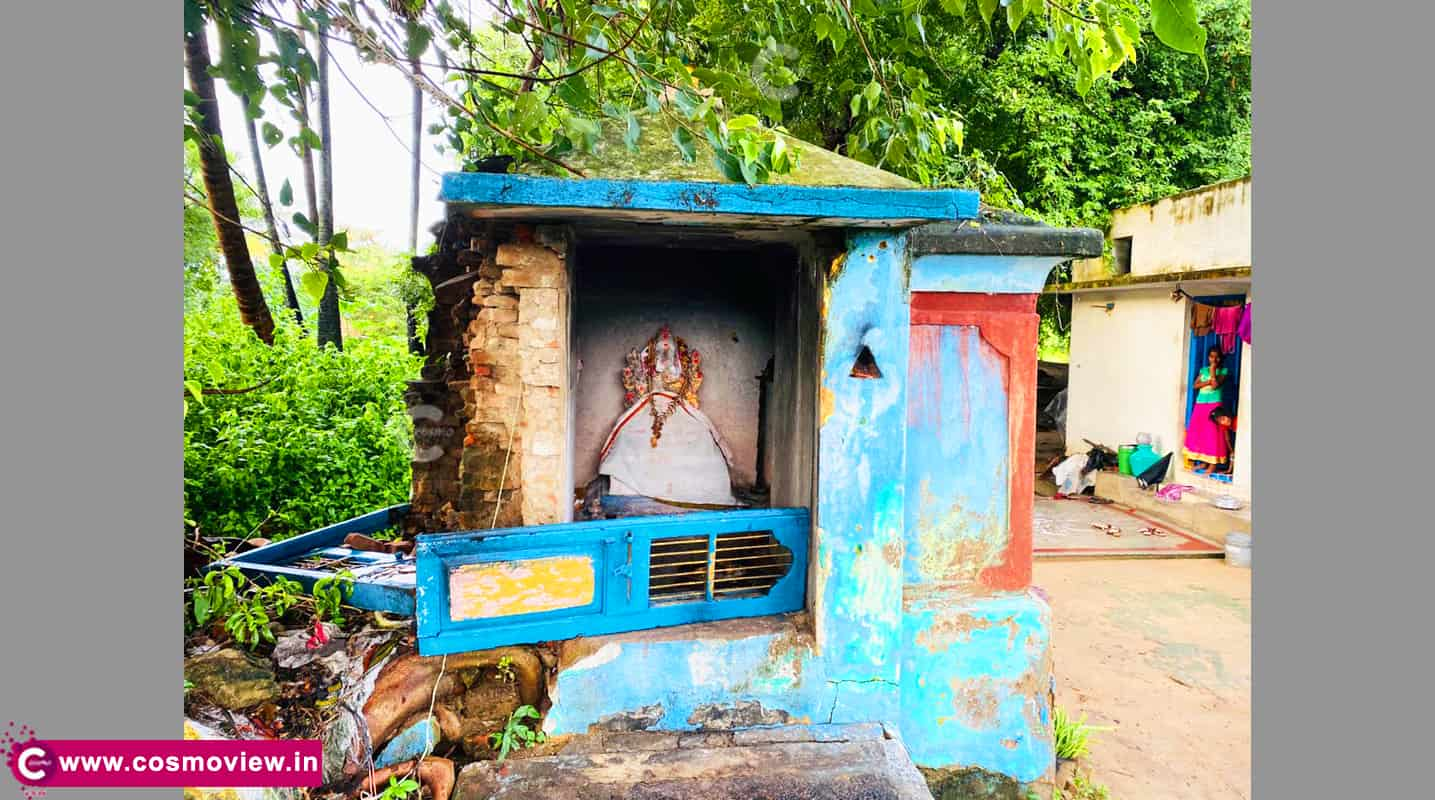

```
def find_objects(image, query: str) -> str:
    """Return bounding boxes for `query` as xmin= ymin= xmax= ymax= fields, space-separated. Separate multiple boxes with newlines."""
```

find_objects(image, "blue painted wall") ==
xmin=904 ymin=326 xmax=1011 ymax=586
xmin=911 ymin=253 xmax=1067 ymax=294
xmin=440 ymin=173 xmax=979 ymax=224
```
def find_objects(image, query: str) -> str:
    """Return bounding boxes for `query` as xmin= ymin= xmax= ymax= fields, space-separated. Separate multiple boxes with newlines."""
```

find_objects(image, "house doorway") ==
xmin=1183 ymin=294 xmax=1246 ymax=481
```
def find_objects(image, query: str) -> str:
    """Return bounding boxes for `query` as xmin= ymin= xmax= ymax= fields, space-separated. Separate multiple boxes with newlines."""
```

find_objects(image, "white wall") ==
xmin=1072 ymin=177 xmax=1251 ymax=281
xmin=1065 ymin=289 xmax=1191 ymax=460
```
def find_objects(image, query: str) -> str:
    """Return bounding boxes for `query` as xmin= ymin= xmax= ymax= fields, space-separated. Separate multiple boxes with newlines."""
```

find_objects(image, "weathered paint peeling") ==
xmin=536 ymin=232 xmax=1054 ymax=789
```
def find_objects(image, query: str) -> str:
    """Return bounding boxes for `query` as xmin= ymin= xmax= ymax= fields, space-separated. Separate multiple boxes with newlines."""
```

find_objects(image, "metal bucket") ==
xmin=1225 ymin=532 xmax=1251 ymax=568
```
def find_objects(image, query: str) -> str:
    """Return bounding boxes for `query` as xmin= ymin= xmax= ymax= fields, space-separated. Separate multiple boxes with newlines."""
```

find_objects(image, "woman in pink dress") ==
xmin=1183 ymin=346 xmax=1230 ymax=473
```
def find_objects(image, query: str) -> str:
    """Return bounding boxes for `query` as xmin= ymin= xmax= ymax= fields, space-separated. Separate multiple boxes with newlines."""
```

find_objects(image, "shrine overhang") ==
xmin=439 ymin=172 xmax=980 ymax=228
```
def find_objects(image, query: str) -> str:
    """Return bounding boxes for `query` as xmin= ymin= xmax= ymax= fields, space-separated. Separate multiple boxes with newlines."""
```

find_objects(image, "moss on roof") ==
xmin=519 ymin=114 xmax=917 ymax=190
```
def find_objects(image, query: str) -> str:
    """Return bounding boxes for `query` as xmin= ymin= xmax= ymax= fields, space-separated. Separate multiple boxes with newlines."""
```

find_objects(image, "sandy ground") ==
xmin=1034 ymin=559 xmax=1251 ymax=800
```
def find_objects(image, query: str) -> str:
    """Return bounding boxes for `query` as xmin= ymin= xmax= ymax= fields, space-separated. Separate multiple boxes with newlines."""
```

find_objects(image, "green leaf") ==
xmin=713 ymin=150 xmax=744 ymax=182
xmin=977 ymin=0 xmax=999 ymax=27
xmin=938 ymin=0 xmax=966 ymax=15
xmin=853 ymin=0 xmax=880 ymax=16
xmin=513 ymin=92 xmax=544 ymax=132
xmin=555 ymin=76 xmax=593 ymax=110
xmin=292 ymin=212 xmax=316 ymax=237
xmin=584 ymin=28 xmax=609 ymax=60
xmin=727 ymin=114 xmax=760 ymax=131
xmin=1006 ymin=0 xmax=1031 ymax=32
xmin=624 ymin=113 xmax=641 ymax=152
xmin=262 ymin=122 xmax=283 ymax=147
xmin=193 ymin=594 xmax=210 ymax=625
xmin=184 ymin=380 xmax=205 ymax=403
xmin=300 ymin=241 xmax=321 ymax=261
xmin=850 ymin=93 xmax=863 ymax=117
xmin=183 ymin=90 xmax=202 ymax=107
xmin=268 ymin=253 xmax=286 ymax=270
xmin=279 ymin=179 xmax=293 ymax=207
xmin=299 ymin=127 xmax=322 ymax=151
xmin=1150 ymin=0 xmax=1207 ymax=56
xmin=329 ymin=231 xmax=349 ymax=252
xmin=672 ymin=126 xmax=697 ymax=162
xmin=404 ymin=21 xmax=433 ymax=60
xmin=814 ymin=13 xmax=835 ymax=43
xmin=300 ymin=270 xmax=329 ymax=303
xmin=863 ymin=80 xmax=882 ymax=112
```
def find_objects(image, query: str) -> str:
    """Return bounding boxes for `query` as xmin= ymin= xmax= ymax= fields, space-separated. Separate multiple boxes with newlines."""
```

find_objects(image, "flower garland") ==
xmin=621 ymin=326 xmax=704 ymax=448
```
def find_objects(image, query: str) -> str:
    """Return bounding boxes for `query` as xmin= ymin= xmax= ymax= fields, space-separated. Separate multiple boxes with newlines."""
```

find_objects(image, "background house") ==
xmin=1055 ymin=177 xmax=1252 ymax=510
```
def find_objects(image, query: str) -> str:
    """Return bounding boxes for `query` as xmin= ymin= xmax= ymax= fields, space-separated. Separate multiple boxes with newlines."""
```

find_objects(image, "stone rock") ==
xmin=453 ymin=734 xmax=934 ymax=800
xmin=1055 ymin=758 xmax=1078 ymax=792
xmin=185 ymin=649 xmax=280 ymax=710
xmin=375 ymin=716 xmax=440 ymax=768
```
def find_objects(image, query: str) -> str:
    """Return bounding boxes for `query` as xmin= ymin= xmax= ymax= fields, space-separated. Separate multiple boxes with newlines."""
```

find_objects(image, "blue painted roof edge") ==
xmin=440 ymin=172 xmax=980 ymax=222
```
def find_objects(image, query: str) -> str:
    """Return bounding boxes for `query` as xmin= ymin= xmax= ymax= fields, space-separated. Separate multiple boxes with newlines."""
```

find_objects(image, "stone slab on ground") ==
xmin=1034 ymin=496 xmax=1223 ymax=558
xmin=455 ymin=723 xmax=933 ymax=800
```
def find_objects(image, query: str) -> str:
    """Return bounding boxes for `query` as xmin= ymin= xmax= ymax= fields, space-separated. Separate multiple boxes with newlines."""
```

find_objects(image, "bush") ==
xmin=183 ymin=281 xmax=420 ymax=540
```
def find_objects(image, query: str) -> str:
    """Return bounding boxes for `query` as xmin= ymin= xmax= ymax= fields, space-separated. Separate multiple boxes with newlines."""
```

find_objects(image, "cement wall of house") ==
xmin=1066 ymin=289 xmax=1191 ymax=459
xmin=1067 ymin=287 xmax=1253 ymax=497
xmin=571 ymin=247 xmax=781 ymax=490
xmin=1072 ymin=177 xmax=1251 ymax=281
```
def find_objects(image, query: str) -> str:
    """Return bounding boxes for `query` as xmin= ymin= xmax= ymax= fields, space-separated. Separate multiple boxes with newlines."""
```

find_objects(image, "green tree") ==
xmin=190 ymin=1 xmax=1211 ymax=189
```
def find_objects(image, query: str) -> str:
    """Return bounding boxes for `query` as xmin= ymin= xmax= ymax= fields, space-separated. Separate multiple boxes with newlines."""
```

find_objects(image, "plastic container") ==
xmin=1128 ymin=443 xmax=1160 ymax=477
xmin=1225 ymin=532 xmax=1251 ymax=568
xmin=1117 ymin=445 xmax=1137 ymax=475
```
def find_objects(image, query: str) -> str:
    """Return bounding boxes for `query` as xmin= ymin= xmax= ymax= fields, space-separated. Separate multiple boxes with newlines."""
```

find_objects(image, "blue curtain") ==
xmin=1185 ymin=295 xmax=1246 ymax=429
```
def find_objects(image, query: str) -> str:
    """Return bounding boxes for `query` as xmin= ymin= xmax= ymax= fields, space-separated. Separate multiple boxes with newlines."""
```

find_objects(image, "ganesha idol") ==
xmin=596 ymin=325 xmax=739 ymax=508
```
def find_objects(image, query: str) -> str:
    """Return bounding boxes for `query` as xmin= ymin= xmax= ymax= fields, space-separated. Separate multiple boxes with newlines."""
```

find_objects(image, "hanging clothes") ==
xmin=1190 ymin=303 xmax=1216 ymax=336
xmin=1238 ymin=303 xmax=1251 ymax=345
xmin=1213 ymin=305 xmax=1243 ymax=353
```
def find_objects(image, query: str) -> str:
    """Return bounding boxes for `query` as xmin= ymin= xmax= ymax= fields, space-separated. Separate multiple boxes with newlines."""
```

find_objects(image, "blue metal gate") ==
xmin=414 ymin=508 xmax=809 ymax=656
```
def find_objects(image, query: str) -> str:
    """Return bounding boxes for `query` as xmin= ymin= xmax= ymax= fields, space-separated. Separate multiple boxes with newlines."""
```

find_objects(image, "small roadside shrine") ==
xmin=225 ymin=128 xmax=1101 ymax=795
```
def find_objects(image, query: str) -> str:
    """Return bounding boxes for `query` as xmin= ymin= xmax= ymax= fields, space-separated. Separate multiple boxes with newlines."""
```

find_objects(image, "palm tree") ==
xmin=314 ymin=18 xmax=343 ymax=351
xmin=185 ymin=23 xmax=275 ymax=345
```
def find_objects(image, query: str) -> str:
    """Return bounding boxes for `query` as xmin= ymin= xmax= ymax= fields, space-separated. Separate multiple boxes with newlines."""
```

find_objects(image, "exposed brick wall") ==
xmin=405 ymin=218 xmax=572 ymax=534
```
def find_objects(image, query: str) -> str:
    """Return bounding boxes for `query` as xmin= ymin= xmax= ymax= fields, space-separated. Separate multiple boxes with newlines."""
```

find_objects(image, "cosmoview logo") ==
xmin=13 ymin=747 xmax=51 ymax=782
xmin=4 ymin=723 xmax=51 ymax=799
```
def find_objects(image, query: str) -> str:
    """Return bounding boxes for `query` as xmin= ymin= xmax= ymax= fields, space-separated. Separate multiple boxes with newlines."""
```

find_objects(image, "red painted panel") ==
xmin=910 ymin=292 xmax=1039 ymax=591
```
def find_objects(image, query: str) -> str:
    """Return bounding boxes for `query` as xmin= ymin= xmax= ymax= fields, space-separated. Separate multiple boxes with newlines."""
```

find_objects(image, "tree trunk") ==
xmin=241 ymin=94 xmax=304 ymax=326
xmin=406 ymin=54 xmax=424 ymax=355
xmin=185 ymin=25 xmax=275 ymax=345
xmin=296 ymin=84 xmax=320 ymax=241
xmin=315 ymin=20 xmax=343 ymax=351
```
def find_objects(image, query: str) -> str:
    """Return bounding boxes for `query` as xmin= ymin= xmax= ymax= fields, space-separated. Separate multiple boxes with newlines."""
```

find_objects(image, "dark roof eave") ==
xmin=907 ymin=221 xmax=1105 ymax=259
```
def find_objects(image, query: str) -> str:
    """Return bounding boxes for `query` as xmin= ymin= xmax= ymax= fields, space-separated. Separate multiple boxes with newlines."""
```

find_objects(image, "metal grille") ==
xmin=648 ymin=531 xmax=794 ymax=605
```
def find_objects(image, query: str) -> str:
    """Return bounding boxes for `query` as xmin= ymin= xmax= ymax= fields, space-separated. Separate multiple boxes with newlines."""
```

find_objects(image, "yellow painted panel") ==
xmin=448 ymin=556 xmax=596 ymax=621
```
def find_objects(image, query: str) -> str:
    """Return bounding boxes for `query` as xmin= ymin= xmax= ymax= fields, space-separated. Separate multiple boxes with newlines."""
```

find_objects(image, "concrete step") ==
xmin=454 ymin=723 xmax=935 ymax=800
xmin=1095 ymin=472 xmax=1250 ymax=545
